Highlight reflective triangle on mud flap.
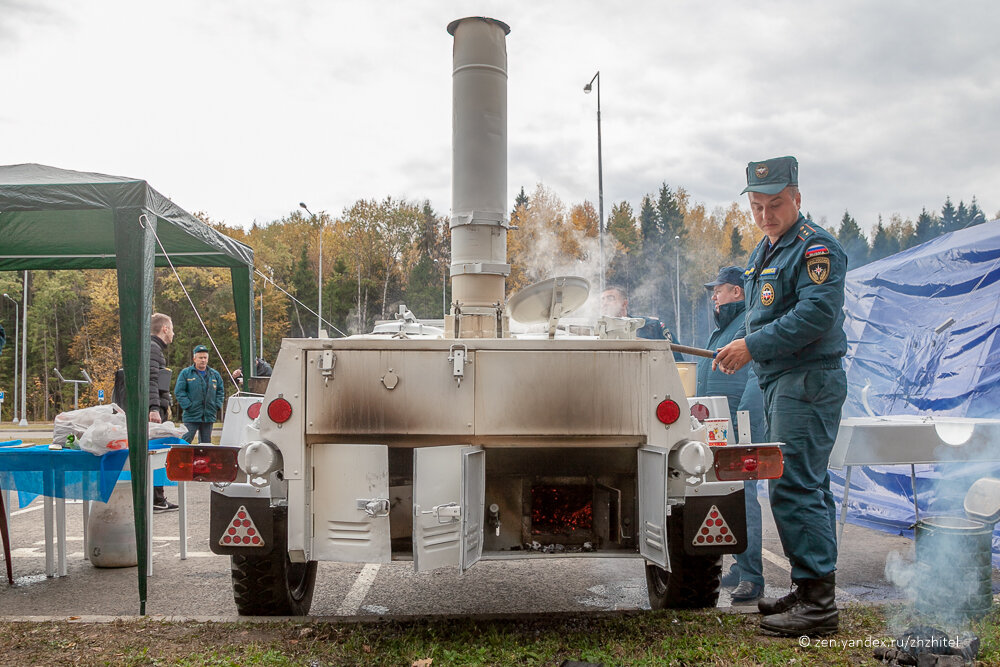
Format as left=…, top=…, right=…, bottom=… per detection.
left=692, top=504, right=736, bottom=547
left=219, top=505, right=265, bottom=547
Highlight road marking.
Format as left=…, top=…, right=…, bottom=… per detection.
left=761, top=547, right=851, bottom=599
left=336, top=563, right=380, bottom=616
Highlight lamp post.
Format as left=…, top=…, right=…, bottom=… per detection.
left=299, top=203, right=322, bottom=336
left=19, top=271, right=26, bottom=426
left=2, top=293, right=18, bottom=423
left=674, top=235, right=681, bottom=345
left=583, top=70, right=605, bottom=294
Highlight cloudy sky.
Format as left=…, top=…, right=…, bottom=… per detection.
left=3, top=1, right=998, bottom=233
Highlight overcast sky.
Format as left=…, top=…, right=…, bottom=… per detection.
left=3, top=1, right=998, bottom=234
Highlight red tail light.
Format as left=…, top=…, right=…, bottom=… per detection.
left=655, top=399, right=681, bottom=425
left=247, top=401, right=262, bottom=420
left=166, top=446, right=240, bottom=482
left=714, top=446, right=783, bottom=481
left=267, top=397, right=293, bottom=423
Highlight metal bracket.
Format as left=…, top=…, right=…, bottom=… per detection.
left=357, top=498, right=390, bottom=518
left=448, top=344, right=468, bottom=387
left=318, top=349, right=336, bottom=385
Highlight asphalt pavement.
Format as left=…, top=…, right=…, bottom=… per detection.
left=4, top=480, right=982, bottom=621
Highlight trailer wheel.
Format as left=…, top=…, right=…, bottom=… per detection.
left=645, top=507, right=722, bottom=609
left=231, top=508, right=318, bottom=615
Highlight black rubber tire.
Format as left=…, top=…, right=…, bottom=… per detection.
left=645, top=506, right=723, bottom=609
left=231, top=508, right=318, bottom=615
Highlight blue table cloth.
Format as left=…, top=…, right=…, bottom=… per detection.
left=0, top=437, right=185, bottom=508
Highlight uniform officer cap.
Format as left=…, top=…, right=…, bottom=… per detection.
left=704, top=266, right=744, bottom=289
left=742, top=156, right=798, bottom=195
left=192, top=344, right=209, bottom=355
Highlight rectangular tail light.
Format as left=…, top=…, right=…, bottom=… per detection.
left=166, top=446, right=240, bottom=483
left=713, top=445, right=783, bottom=481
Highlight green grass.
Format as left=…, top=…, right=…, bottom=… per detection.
left=3, top=603, right=999, bottom=666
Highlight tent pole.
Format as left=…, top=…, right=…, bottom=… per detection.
left=114, top=207, right=154, bottom=615
left=231, top=266, right=255, bottom=379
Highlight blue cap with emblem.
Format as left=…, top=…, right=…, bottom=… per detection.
left=704, top=266, right=744, bottom=289
left=742, top=156, right=798, bottom=195
left=192, top=344, right=209, bottom=355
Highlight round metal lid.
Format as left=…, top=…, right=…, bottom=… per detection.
left=507, top=276, right=590, bottom=324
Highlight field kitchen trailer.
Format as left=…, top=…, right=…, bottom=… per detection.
left=165, top=17, right=784, bottom=615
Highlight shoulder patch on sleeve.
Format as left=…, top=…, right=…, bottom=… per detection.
left=804, top=244, right=830, bottom=258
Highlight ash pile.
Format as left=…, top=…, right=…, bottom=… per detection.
left=874, top=626, right=979, bottom=666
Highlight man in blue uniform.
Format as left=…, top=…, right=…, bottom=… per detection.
left=714, top=156, right=847, bottom=636
left=174, top=344, right=226, bottom=445
left=696, top=266, right=768, bottom=605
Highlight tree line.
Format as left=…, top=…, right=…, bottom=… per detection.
left=0, top=188, right=991, bottom=422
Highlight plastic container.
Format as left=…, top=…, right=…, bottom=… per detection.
left=87, top=481, right=137, bottom=568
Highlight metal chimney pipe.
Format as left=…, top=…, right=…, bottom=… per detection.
left=446, top=17, right=511, bottom=339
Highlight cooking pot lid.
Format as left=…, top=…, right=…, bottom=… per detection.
left=507, top=276, right=590, bottom=324
left=964, top=477, right=1000, bottom=524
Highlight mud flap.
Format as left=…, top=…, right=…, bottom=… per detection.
left=210, top=490, right=274, bottom=556
left=681, top=489, right=747, bottom=556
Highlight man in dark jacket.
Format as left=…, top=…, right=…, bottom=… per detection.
left=149, top=313, right=177, bottom=512
left=696, top=266, right=768, bottom=605
left=714, top=156, right=848, bottom=636
left=174, top=344, right=225, bottom=445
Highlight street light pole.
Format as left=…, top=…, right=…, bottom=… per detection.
left=299, top=203, right=322, bottom=336
left=583, top=70, right=605, bottom=294
left=20, top=270, right=27, bottom=426
left=2, top=293, right=18, bottom=423
left=674, top=235, right=681, bottom=345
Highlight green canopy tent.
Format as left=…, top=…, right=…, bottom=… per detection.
left=0, top=163, right=255, bottom=613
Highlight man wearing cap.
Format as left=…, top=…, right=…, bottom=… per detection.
left=713, top=156, right=848, bottom=636
left=174, top=344, right=226, bottom=446
left=696, top=266, right=768, bottom=605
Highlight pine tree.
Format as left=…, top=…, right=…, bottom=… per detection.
left=868, top=216, right=900, bottom=263
left=968, top=197, right=987, bottom=226
left=940, top=197, right=958, bottom=234
left=512, top=186, right=529, bottom=216
left=956, top=200, right=970, bottom=231
left=728, top=225, right=744, bottom=263
left=912, top=208, right=941, bottom=246
left=836, top=211, right=868, bottom=268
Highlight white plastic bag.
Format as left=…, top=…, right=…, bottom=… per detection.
left=79, top=420, right=130, bottom=454
left=53, top=404, right=123, bottom=446
left=149, top=421, right=186, bottom=440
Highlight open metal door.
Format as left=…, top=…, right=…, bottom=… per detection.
left=638, top=447, right=670, bottom=569
left=461, top=447, right=485, bottom=572
left=311, top=444, right=391, bottom=563
left=413, top=445, right=484, bottom=572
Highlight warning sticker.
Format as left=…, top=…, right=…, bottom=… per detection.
left=692, top=505, right=736, bottom=547
left=219, top=505, right=265, bottom=547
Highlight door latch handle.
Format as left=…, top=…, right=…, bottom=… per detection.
left=356, top=498, right=390, bottom=518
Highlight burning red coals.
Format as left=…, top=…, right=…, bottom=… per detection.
left=531, top=485, right=593, bottom=534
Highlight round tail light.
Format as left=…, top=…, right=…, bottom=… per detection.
left=267, top=397, right=293, bottom=423
left=247, top=401, right=262, bottom=420
left=656, top=399, right=681, bottom=425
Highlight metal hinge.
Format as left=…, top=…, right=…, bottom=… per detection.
left=356, top=498, right=390, bottom=518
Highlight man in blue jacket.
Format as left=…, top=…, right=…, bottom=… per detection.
left=696, top=265, right=768, bottom=605
left=174, top=344, right=225, bottom=445
left=714, top=156, right=848, bottom=636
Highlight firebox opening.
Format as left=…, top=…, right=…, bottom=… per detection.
left=531, top=484, right=593, bottom=535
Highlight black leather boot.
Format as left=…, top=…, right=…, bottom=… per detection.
left=759, top=573, right=838, bottom=636
left=758, top=580, right=799, bottom=616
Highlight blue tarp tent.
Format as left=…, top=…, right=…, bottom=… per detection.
left=832, top=219, right=1000, bottom=565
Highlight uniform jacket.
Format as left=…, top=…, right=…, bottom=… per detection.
left=696, top=301, right=767, bottom=441
left=149, top=335, right=170, bottom=416
left=738, top=215, right=848, bottom=384
left=174, top=364, right=225, bottom=423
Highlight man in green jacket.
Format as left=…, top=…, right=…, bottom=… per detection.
left=174, top=344, right=225, bottom=445
left=696, top=265, right=768, bottom=605
left=714, top=156, right=848, bottom=637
